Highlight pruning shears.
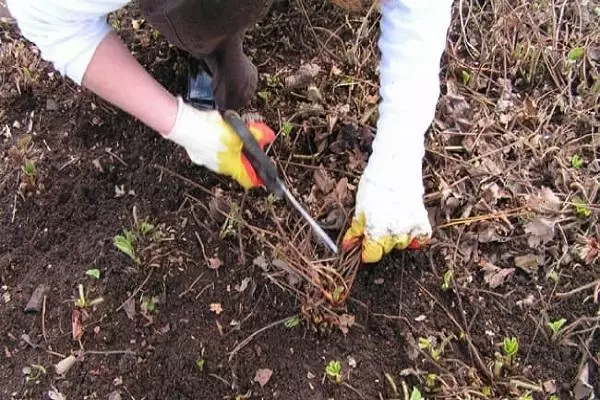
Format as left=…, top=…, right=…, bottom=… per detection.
left=185, top=63, right=338, bottom=254
left=222, top=110, right=339, bottom=255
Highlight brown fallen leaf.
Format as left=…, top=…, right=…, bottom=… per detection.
left=313, top=166, right=335, bottom=194
left=253, top=368, right=273, bottom=387
left=72, top=309, right=83, bottom=341
left=123, top=297, right=136, bottom=320
left=480, top=261, right=515, bottom=289
left=524, top=217, right=555, bottom=247
left=514, top=254, right=541, bottom=274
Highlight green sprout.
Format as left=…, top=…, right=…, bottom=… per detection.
left=547, top=318, right=567, bottom=341
left=461, top=70, right=471, bottom=85
left=140, top=221, right=154, bottom=236
left=195, top=359, right=205, bottom=374
left=418, top=335, right=454, bottom=362
left=114, top=229, right=140, bottom=264
left=409, top=387, right=425, bottom=400
left=281, top=121, right=294, bottom=137
left=425, top=373, right=437, bottom=388
left=572, top=198, right=592, bottom=218
left=441, top=270, right=453, bottom=290
left=141, top=295, right=158, bottom=314
left=570, top=154, right=584, bottom=169
left=22, top=160, right=36, bottom=177
left=284, top=315, right=300, bottom=329
left=22, top=364, right=46, bottom=384
left=325, top=360, right=342, bottom=384
left=85, top=268, right=101, bottom=280
left=492, top=353, right=504, bottom=377
left=548, top=395, right=560, bottom=400
left=502, top=337, right=519, bottom=365
left=567, top=46, right=585, bottom=61
left=73, top=284, right=104, bottom=308
left=332, top=286, right=345, bottom=302
left=518, top=392, right=533, bottom=400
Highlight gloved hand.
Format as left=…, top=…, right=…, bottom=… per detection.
left=341, top=157, right=432, bottom=263
left=165, top=96, right=275, bottom=189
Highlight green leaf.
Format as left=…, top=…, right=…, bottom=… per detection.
left=570, top=154, right=583, bottom=169
left=567, top=47, right=585, bottom=61
left=502, top=337, right=519, bottom=357
left=85, top=268, right=101, bottom=280
left=284, top=315, right=300, bottom=329
left=594, top=7, right=600, bottom=17
left=114, top=230, right=138, bottom=263
left=572, top=197, right=592, bottom=218
left=281, top=121, right=294, bottom=137
left=547, top=318, right=567, bottom=335
left=195, top=359, right=205, bottom=374
left=461, top=70, right=471, bottom=85
left=409, top=387, right=425, bottom=400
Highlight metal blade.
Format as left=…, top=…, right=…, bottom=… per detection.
left=279, top=182, right=339, bottom=255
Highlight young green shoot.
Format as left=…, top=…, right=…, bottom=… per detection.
left=114, top=229, right=140, bottom=264
left=502, top=337, right=519, bottom=366
left=284, top=315, right=300, bottom=329
left=281, top=121, right=294, bottom=137
left=141, top=295, right=158, bottom=314
left=572, top=197, right=592, bottom=218
left=22, top=159, right=36, bottom=177
left=22, top=363, right=46, bottom=384
left=325, top=360, right=342, bottom=384
left=425, top=373, right=437, bottom=388
left=409, top=387, right=425, bottom=400
left=85, top=268, right=101, bottom=280
left=518, top=391, right=533, bottom=400
left=441, top=270, right=453, bottom=290
left=140, top=221, right=154, bottom=236
left=547, top=318, right=567, bottom=341
left=74, top=284, right=104, bottom=308
left=570, top=154, right=584, bottom=169
left=195, top=359, right=205, bottom=374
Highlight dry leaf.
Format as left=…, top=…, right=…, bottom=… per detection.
left=254, top=368, right=273, bottom=387
left=123, top=297, right=136, bottom=320
left=208, top=257, right=223, bottom=270
left=313, top=166, right=335, bottom=194
left=524, top=217, right=555, bottom=247
left=514, top=254, right=541, bottom=274
left=55, top=355, right=77, bottom=376
left=209, top=303, right=223, bottom=314
left=480, top=261, right=514, bottom=288
left=72, top=309, right=83, bottom=341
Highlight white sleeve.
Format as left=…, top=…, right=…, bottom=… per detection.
left=6, top=0, right=130, bottom=85
left=370, top=0, right=453, bottom=173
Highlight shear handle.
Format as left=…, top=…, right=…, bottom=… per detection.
left=222, top=110, right=285, bottom=198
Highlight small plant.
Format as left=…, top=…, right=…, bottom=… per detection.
left=284, top=315, right=300, bottom=329
left=570, top=154, right=584, bottom=169
left=139, top=221, right=154, bottom=236
left=140, top=295, right=158, bottom=314
left=114, top=229, right=140, bottom=264
left=195, top=359, right=205, bottom=374
left=22, top=159, right=36, bottom=176
left=441, top=270, right=453, bottom=290
left=73, top=284, right=103, bottom=308
left=547, top=318, right=567, bottom=341
left=409, top=387, right=425, bottom=400
left=281, top=121, right=294, bottom=137
left=548, top=395, right=560, bottom=400
left=502, top=337, right=519, bottom=365
left=85, top=268, right=101, bottom=280
left=22, top=363, right=46, bottom=384
left=325, top=360, right=342, bottom=384
left=567, top=46, right=585, bottom=62
left=418, top=334, right=454, bottom=361
left=518, top=391, right=533, bottom=400
left=425, top=373, right=437, bottom=389
left=572, top=197, right=592, bottom=218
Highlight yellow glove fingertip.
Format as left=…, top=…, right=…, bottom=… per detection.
left=361, top=237, right=384, bottom=263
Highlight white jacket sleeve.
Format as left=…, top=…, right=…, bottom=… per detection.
left=6, top=0, right=130, bottom=85
left=370, top=0, right=453, bottom=175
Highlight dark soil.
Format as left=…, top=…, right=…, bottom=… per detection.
left=1, top=1, right=599, bottom=399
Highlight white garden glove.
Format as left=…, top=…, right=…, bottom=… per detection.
left=341, top=0, right=453, bottom=263
left=165, top=97, right=275, bottom=189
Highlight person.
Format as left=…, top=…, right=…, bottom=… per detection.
left=6, top=0, right=454, bottom=263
